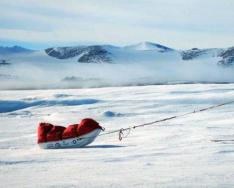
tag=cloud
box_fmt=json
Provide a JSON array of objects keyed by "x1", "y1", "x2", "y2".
[{"x1": 0, "y1": 0, "x2": 234, "y2": 49}]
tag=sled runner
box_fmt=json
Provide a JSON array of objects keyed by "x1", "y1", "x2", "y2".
[{"x1": 37, "y1": 118, "x2": 103, "y2": 149}]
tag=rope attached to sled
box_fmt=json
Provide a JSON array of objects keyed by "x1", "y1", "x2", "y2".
[
  {"x1": 85, "y1": 100, "x2": 234, "y2": 141},
  {"x1": 119, "y1": 128, "x2": 131, "y2": 141}
]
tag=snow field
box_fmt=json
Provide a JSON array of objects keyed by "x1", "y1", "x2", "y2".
[{"x1": 0, "y1": 84, "x2": 234, "y2": 187}]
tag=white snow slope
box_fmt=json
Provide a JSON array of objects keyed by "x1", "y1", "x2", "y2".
[{"x1": 0, "y1": 84, "x2": 234, "y2": 187}]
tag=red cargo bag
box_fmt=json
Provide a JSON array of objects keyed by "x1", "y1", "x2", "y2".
[
  {"x1": 46, "y1": 126, "x2": 66, "y2": 142},
  {"x1": 37, "y1": 123, "x2": 53, "y2": 143},
  {"x1": 62, "y1": 124, "x2": 78, "y2": 139},
  {"x1": 77, "y1": 118, "x2": 102, "y2": 136}
]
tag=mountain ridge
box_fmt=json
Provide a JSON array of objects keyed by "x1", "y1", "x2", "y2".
[
  {"x1": 0, "y1": 45, "x2": 33, "y2": 55},
  {"x1": 0, "y1": 42, "x2": 234, "y2": 65}
]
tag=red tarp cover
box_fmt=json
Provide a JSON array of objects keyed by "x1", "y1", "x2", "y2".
[
  {"x1": 77, "y1": 118, "x2": 102, "y2": 136},
  {"x1": 46, "y1": 126, "x2": 66, "y2": 142},
  {"x1": 37, "y1": 123, "x2": 53, "y2": 143},
  {"x1": 62, "y1": 124, "x2": 78, "y2": 139}
]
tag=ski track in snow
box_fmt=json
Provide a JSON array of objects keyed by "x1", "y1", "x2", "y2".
[{"x1": 0, "y1": 84, "x2": 234, "y2": 188}]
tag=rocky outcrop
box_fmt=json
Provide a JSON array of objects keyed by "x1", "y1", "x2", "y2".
[
  {"x1": 45, "y1": 45, "x2": 111, "y2": 63},
  {"x1": 181, "y1": 48, "x2": 208, "y2": 60},
  {"x1": 218, "y1": 47, "x2": 234, "y2": 66},
  {"x1": 78, "y1": 46, "x2": 111, "y2": 63}
]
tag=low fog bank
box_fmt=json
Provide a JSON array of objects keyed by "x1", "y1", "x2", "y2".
[{"x1": 0, "y1": 60, "x2": 234, "y2": 90}]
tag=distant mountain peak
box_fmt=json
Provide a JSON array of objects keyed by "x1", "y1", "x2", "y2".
[
  {"x1": 139, "y1": 41, "x2": 159, "y2": 46},
  {"x1": 0, "y1": 45, "x2": 33, "y2": 54},
  {"x1": 125, "y1": 41, "x2": 173, "y2": 51}
]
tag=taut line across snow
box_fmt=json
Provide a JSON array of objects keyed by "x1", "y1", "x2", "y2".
[{"x1": 80, "y1": 100, "x2": 234, "y2": 142}]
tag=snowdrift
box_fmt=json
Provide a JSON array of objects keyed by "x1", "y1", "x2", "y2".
[{"x1": 37, "y1": 118, "x2": 104, "y2": 149}]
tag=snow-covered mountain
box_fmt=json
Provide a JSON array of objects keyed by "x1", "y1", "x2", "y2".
[
  {"x1": 0, "y1": 45, "x2": 33, "y2": 55},
  {"x1": 0, "y1": 42, "x2": 234, "y2": 65},
  {"x1": 0, "y1": 42, "x2": 234, "y2": 89},
  {"x1": 181, "y1": 47, "x2": 234, "y2": 66},
  {"x1": 124, "y1": 41, "x2": 173, "y2": 52},
  {"x1": 42, "y1": 42, "x2": 179, "y2": 63},
  {"x1": 42, "y1": 42, "x2": 234, "y2": 66}
]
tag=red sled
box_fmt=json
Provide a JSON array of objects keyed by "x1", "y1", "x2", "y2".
[{"x1": 37, "y1": 118, "x2": 104, "y2": 149}]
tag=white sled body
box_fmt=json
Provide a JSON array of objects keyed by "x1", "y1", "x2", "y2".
[{"x1": 38, "y1": 129, "x2": 102, "y2": 149}]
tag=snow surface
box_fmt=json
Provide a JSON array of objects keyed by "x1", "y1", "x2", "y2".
[{"x1": 1, "y1": 84, "x2": 234, "y2": 187}]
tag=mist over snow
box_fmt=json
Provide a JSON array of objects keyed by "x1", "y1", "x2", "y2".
[{"x1": 0, "y1": 43, "x2": 234, "y2": 90}]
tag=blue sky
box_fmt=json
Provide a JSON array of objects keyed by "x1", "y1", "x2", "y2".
[{"x1": 0, "y1": 0, "x2": 234, "y2": 49}]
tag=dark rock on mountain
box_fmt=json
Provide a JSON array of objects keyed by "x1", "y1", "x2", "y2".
[
  {"x1": 78, "y1": 46, "x2": 111, "y2": 63},
  {"x1": 45, "y1": 45, "x2": 111, "y2": 63},
  {"x1": 218, "y1": 47, "x2": 234, "y2": 66},
  {"x1": 45, "y1": 47, "x2": 84, "y2": 59},
  {"x1": 181, "y1": 48, "x2": 208, "y2": 60}
]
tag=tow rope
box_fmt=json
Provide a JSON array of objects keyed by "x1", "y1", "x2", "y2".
[{"x1": 87, "y1": 100, "x2": 234, "y2": 141}]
